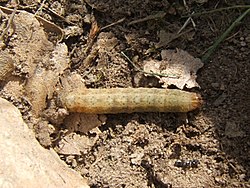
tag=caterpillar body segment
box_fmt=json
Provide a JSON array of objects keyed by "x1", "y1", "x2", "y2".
[{"x1": 61, "y1": 88, "x2": 202, "y2": 114}]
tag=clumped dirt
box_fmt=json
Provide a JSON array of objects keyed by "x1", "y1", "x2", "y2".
[{"x1": 0, "y1": 0, "x2": 249, "y2": 187}]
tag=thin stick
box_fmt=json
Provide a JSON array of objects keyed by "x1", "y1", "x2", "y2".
[
  {"x1": 201, "y1": 8, "x2": 250, "y2": 62},
  {"x1": 121, "y1": 52, "x2": 179, "y2": 78},
  {"x1": 183, "y1": 5, "x2": 250, "y2": 18},
  {"x1": 177, "y1": 12, "x2": 196, "y2": 34},
  {"x1": 128, "y1": 11, "x2": 166, "y2": 26},
  {"x1": 35, "y1": 0, "x2": 46, "y2": 16},
  {"x1": 101, "y1": 18, "x2": 125, "y2": 31}
]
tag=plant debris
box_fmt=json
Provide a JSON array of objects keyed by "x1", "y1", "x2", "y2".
[{"x1": 143, "y1": 49, "x2": 204, "y2": 89}]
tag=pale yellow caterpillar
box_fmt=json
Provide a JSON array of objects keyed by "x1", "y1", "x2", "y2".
[{"x1": 60, "y1": 88, "x2": 202, "y2": 114}]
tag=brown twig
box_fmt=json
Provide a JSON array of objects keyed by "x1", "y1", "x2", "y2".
[
  {"x1": 101, "y1": 18, "x2": 126, "y2": 31},
  {"x1": 128, "y1": 11, "x2": 166, "y2": 26}
]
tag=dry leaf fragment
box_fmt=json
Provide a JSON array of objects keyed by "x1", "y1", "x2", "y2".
[
  {"x1": 143, "y1": 49, "x2": 203, "y2": 89},
  {"x1": 55, "y1": 133, "x2": 99, "y2": 155},
  {"x1": 64, "y1": 113, "x2": 106, "y2": 133},
  {"x1": 89, "y1": 19, "x2": 100, "y2": 40}
]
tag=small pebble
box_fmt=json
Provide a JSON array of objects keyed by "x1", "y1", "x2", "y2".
[{"x1": 240, "y1": 41, "x2": 246, "y2": 47}]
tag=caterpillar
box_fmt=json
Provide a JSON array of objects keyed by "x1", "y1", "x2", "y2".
[{"x1": 60, "y1": 88, "x2": 202, "y2": 114}]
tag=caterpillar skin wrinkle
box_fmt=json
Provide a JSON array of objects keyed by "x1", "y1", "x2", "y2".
[{"x1": 61, "y1": 88, "x2": 202, "y2": 114}]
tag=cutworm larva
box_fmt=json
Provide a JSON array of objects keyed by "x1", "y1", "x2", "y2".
[{"x1": 60, "y1": 88, "x2": 202, "y2": 114}]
